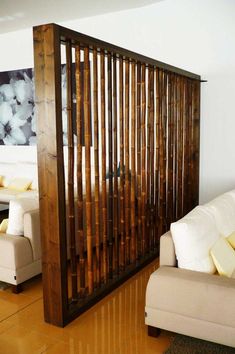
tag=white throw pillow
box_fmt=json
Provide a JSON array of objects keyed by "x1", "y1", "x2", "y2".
[
  {"x1": 171, "y1": 206, "x2": 220, "y2": 274},
  {"x1": 204, "y1": 192, "x2": 235, "y2": 237},
  {"x1": 210, "y1": 237, "x2": 235, "y2": 277},
  {"x1": 0, "y1": 163, "x2": 15, "y2": 187},
  {"x1": 15, "y1": 162, "x2": 38, "y2": 190},
  {"x1": 7, "y1": 197, "x2": 39, "y2": 236}
]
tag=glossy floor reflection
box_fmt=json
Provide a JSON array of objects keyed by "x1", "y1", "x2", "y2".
[{"x1": 0, "y1": 260, "x2": 173, "y2": 354}]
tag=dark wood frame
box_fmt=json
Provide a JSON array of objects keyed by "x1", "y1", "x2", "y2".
[{"x1": 33, "y1": 23, "x2": 201, "y2": 327}]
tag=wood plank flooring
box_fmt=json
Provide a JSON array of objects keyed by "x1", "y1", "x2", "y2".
[{"x1": 0, "y1": 259, "x2": 173, "y2": 353}]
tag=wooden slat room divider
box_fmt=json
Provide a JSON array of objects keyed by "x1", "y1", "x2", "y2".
[{"x1": 33, "y1": 23, "x2": 201, "y2": 327}]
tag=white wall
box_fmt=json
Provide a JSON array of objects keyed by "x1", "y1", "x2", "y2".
[{"x1": 0, "y1": 0, "x2": 234, "y2": 203}]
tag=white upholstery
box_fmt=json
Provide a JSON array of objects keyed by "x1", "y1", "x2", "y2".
[
  {"x1": 204, "y1": 192, "x2": 235, "y2": 237},
  {"x1": 0, "y1": 188, "x2": 38, "y2": 203},
  {"x1": 0, "y1": 234, "x2": 33, "y2": 269},
  {"x1": 145, "y1": 189, "x2": 235, "y2": 348},
  {"x1": 170, "y1": 206, "x2": 219, "y2": 274},
  {"x1": 0, "y1": 209, "x2": 41, "y2": 286},
  {"x1": 7, "y1": 198, "x2": 39, "y2": 236}
]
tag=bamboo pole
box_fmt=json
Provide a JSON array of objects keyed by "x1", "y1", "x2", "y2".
[
  {"x1": 141, "y1": 63, "x2": 146, "y2": 254},
  {"x1": 84, "y1": 46, "x2": 93, "y2": 294},
  {"x1": 167, "y1": 73, "x2": 173, "y2": 228},
  {"x1": 107, "y1": 53, "x2": 113, "y2": 279},
  {"x1": 75, "y1": 45, "x2": 85, "y2": 292},
  {"x1": 66, "y1": 40, "x2": 77, "y2": 301},
  {"x1": 124, "y1": 58, "x2": 130, "y2": 264},
  {"x1": 93, "y1": 48, "x2": 101, "y2": 287},
  {"x1": 155, "y1": 68, "x2": 160, "y2": 242},
  {"x1": 113, "y1": 54, "x2": 119, "y2": 274},
  {"x1": 158, "y1": 69, "x2": 164, "y2": 236},
  {"x1": 130, "y1": 60, "x2": 136, "y2": 263},
  {"x1": 169, "y1": 74, "x2": 178, "y2": 220},
  {"x1": 100, "y1": 50, "x2": 108, "y2": 283},
  {"x1": 188, "y1": 79, "x2": 193, "y2": 211},
  {"x1": 162, "y1": 71, "x2": 167, "y2": 232},
  {"x1": 119, "y1": 56, "x2": 125, "y2": 271},
  {"x1": 179, "y1": 76, "x2": 184, "y2": 218},
  {"x1": 149, "y1": 67, "x2": 155, "y2": 251},
  {"x1": 175, "y1": 75, "x2": 182, "y2": 220},
  {"x1": 183, "y1": 78, "x2": 189, "y2": 215},
  {"x1": 192, "y1": 80, "x2": 200, "y2": 207},
  {"x1": 136, "y1": 62, "x2": 142, "y2": 259},
  {"x1": 173, "y1": 74, "x2": 178, "y2": 221},
  {"x1": 146, "y1": 67, "x2": 151, "y2": 252}
]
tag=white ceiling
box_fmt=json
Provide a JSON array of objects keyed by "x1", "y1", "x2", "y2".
[{"x1": 0, "y1": 0, "x2": 162, "y2": 34}]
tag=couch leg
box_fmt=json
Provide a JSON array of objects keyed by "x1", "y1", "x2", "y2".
[
  {"x1": 148, "y1": 325, "x2": 161, "y2": 337},
  {"x1": 12, "y1": 284, "x2": 22, "y2": 294}
]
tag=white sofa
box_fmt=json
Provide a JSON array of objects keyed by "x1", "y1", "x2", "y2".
[
  {"x1": 0, "y1": 206, "x2": 41, "y2": 292},
  {"x1": 145, "y1": 190, "x2": 235, "y2": 347}
]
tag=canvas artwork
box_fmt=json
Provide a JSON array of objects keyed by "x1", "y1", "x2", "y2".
[
  {"x1": 0, "y1": 66, "x2": 72, "y2": 146},
  {"x1": 0, "y1": 68, "x2": 36, "y2": 145}
]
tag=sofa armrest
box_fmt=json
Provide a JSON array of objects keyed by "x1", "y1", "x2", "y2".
[
  {"x1": 24, "y1": 209, "x2": 41, "y2": 261},
  {"x1": 146, "y1": 266, "x2": 235, "y2": 328},
  {"x1": 160, "y1": 231, "x2": 177, "y2": 267}
]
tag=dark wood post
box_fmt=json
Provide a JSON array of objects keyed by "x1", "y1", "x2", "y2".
[{"x1": 33, "y1": 23, "x2": 68, "y2": 327}]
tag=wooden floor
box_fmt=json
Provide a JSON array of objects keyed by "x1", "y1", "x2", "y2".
[{"x1": 0, "y1": 259, "x2": 173, "y2": 354}]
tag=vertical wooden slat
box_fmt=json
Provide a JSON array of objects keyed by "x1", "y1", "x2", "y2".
[
  {"x1": 108, "y1": 53, "x2": 113, "y2": 278},
  {"x1": 183, "y1": 78, "x2": 189, "y2": 215},
  {"x1": 158, "y1": 69, "x2": 164, "y2": 236},
  {"x1": 119, "y1": 56, "x2": 125, "y2": 271},
  {"x1": 167, "y1": 73, "x2": 172, "y2": 227},
  {"x1": 130, "y1": 60, "x2": 136, "y2": 262},
  {"x1": 162, "y1": 71, "x2": 167, "y2": 232},
  {"x1": 100, "y1": 50, "x2": 108, "y2": 283},
  {"x1": 84, "y1": 46, "x2": 93, "y2": 294},
  {"x1": 124, "y1": 58, "x2": 130, "y2": 264},
  {"x1": 149, "y1": 67, "x2": 155, "y2": 251},
  {"x1": 146, "y1": 68, "x2": 151, "y2": 252},
  {"x1": 172, "y1": 74, "x2": 178, "y2": 221},
  {"x1": 141, "y1": 64, "x2": 146, "y2": 254},
  {"x1": 155, "y1": 68, "x2": 160, "y2": 243},
  {"x1": 75, "y1": 45, "x2": 85, "y2": 291},
  {"x1": 178, "y1": 76, "x2": 184, "y2": 219},
  {"x1": 192, "y1": 80, "x2": 200, "y2": 207},
  {"x1": 93, "y1": 48, "x2": 101, "y2": 286},
  {"x1": 188, "y1": 79, "x2": 193, "y2": 211},
  {"x1": 33, "y1": 24, "x2": 68, "y2": 327},
  {"x1": 113, "y1": 55, "x2": 119, "y2": 273},
  {"x1": 66, "y1": 40, "x2": 77, "y2": 301},
  {"x1": 136, "y1": 62, "x2": 142, "y2": 259}
]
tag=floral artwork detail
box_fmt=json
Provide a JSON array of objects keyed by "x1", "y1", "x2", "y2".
[
  {"x1": 0, "y1": 64, "x2": 87, "y2": 146},
  {"x1": 0, "y1": 68, "x2": 36, "y2": 145}
]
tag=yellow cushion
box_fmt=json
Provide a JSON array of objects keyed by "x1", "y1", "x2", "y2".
[
  {"x1": 0, "y1": 219, "x2": 8, "y2": 233},
  {"x1": 0, "y1": 175, "x2": 3, "y2": 187},
  {"x1": 8, "y1": 178, "x2": 32, "y2": 192},
  {"x1": 227, "y1": 231, "x2": 235, "y2": 249},
  {"x1": 210, "y1": 237, "x2": 235, "y2": 277}
]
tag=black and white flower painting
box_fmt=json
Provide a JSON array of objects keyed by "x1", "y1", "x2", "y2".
[
  {"x1": 0, "y1": 68, "x2": 36, "y2": 145},
  {"x1": 0, "y1": 64, "x2": 86, "y2": 146}
]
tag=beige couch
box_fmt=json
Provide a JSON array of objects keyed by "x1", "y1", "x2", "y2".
[
  {"x1": 145, "y1": 191, "x2": 235, "y2": 348},
  {"x1": 0, "y1": 203, "x2": 41, "y2": 293}
]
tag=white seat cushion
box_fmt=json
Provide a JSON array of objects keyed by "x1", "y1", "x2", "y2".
[
  {"x1": 0, "y1": 234, "x2": 33, "y2": 269},
  {"x1": 171, "y1": 206, "x2": 220, "y2": 274}
]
